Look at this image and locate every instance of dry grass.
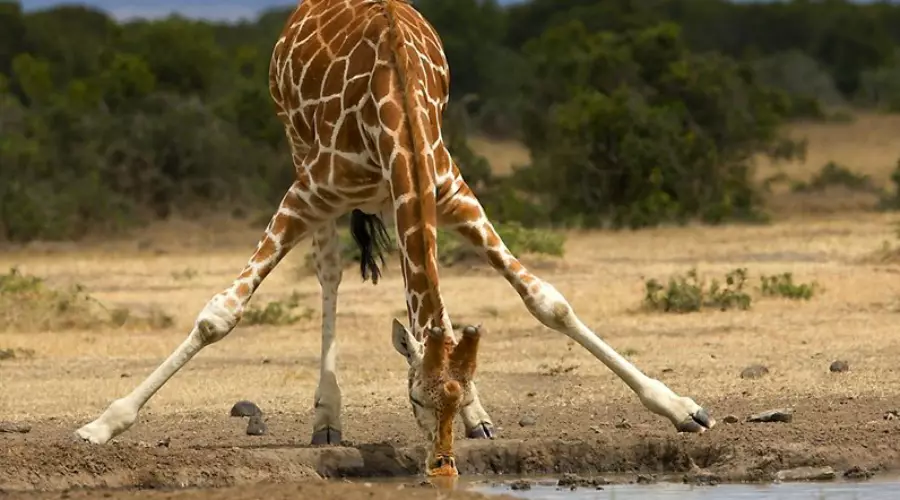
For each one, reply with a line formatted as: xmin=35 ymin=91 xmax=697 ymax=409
xmin=2 ymin=211 xmax=900 ymax=422
xmin=467 ymin=135 xmax=531 ymax=176
xmin=3 ymin=113 xmax=900 ymax=427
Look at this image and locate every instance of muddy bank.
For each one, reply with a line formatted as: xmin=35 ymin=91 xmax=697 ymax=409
xmin=0 ymin=480 xmax=516 ymax=500
xmin=3 ymin=433 xmax=899 ymax=492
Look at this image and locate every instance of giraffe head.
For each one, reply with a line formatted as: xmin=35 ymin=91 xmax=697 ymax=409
xmin=392 ymin=318 xmax=482 ymax=477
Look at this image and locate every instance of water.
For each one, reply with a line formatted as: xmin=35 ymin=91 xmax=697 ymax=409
xmin=471 ymin=479 xmax=900 ymax=500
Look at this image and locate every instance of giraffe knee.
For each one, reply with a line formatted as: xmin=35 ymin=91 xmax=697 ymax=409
xmin=193 ymin=295 xmax=240 ymax=345
xmin=526 ymin=282 xmax=574 ymax=330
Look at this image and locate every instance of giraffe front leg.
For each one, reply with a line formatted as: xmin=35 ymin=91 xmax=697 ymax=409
xmin=437 ymin=174 xmax=715 ymax=434
xmin=75 ymin=179 xmax=338 ymax=445
xmin=310 ymin=221 xmax=343 ymax=446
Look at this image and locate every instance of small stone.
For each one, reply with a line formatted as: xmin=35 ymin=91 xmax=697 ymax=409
xmin=557 ymin=473 xmax=608 ymax=489
xmin=775 ymin=466 xmax=835 ymax=482
xmin=636 ymin=474 xmax=656 ymax=484
xmin=843 ymin=465 xmax=874 ymax=480
xmin=884 ymin=410 xmax=898 ymax=420
xmin=829 ymin=360 xmax=850 ymax=373
xmin=723 ymin=415 xmax=739 ymax=424
xmin=740 ymin=364 xmax=769 ymax=379
xmin=614 ymin=419 xmax=632 ymax=429
xmin=230 ymin=400 xmax=262 ymax=418
xmin=509 ymin=480 xmax=532 ymax=491
xmin=246 ymin=414 xmax=268 ymax=436
xmin=518 ymin=415 xmax=536 ymax=427
xmin=0 ymin=421 xmax=31 ymax=433
xmin=156 ymin=437 xmax=171 ymax=447
xmin=683 ymin=470 xmax=720 ymax=486
xmin=747 ymin=408 xmax=793 ymax=423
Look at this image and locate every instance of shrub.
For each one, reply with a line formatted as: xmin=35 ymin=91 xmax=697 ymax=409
xmin=643 ymin=268 xmax=752 ymax=313
xmin=242 ymin=291 xmax=313 ymax=326
xmin=0 ymin=267 xmax=172 ymax=332
xmin=515 ymin=21 xmax=801 ymax=229
xmin=759 ymin=272 xmax=818 ymax=300
xmin=791 ymin=161 xmax=875 ymax=193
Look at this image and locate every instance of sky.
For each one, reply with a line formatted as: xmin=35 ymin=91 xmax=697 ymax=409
xmin=18 ymin=0 xmax=521 ymax=22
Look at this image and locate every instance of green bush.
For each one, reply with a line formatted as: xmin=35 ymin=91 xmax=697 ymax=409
xmin=759 ymin=272 xmax=818 ymax=300
xmin=642 ymin=268 xmax=752 ymax=313
xmin=515 ymin=21 xmax=800 ymax=230
xmin=791 ymin=161 xmax=875 ymax=193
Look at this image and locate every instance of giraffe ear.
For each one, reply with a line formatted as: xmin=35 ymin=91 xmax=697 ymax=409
xmin=392 ymin=317 xmax=421 ymax=363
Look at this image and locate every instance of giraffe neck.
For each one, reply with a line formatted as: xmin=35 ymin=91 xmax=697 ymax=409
xmin=383 ymin=0 xmax=446 ymax=337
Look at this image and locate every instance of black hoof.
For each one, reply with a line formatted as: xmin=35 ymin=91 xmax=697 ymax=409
xmin=466 ymin=422 xmax=494 ymax=440
xmin=311 ymin=427 xmax=342 ymax=445
xmin=675 ymin=408 xmax=716 ymax=433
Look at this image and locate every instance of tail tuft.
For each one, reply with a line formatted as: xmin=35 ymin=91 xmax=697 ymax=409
xmin=349 ymin=209 xmax=392 ymax=285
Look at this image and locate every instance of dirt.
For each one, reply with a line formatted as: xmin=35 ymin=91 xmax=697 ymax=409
xmin=4 ymin=211 xmax=900 ymax=499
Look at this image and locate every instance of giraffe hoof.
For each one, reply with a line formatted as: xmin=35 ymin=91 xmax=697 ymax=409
xmin=466 ymin=422 xmax=494 ymax=440
xmin=675 ymin=408 xmax=716 ymax=433
xmin=311 ymin=427 xmax=342 ymax=445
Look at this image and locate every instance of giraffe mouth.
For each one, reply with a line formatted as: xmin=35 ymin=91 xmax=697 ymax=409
xmin=426 ymin=455 xmax=458 ymax=477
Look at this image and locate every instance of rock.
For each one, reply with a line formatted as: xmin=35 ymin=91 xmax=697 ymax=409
xmin=747 ymin=408 xmax=793 ymax=423
xmin=246 ymin=414 xmax=268 ymax=436
xmin=557 ymin=473 xmax=608 ymax=489
xmin=614 ymin=419 xmax=632 ymax=429
xmin=156 ymin=437 xmax=171 ymax=448
xmin=775 ymin=466 xmax=835 ymax=482
xmin=509 ymin=480 xmax=532 ymax=491
xmin=230 ymin=400 xmax=262 ymax=418
xmin=636 ymin=474 xmax=656 ymax=484
xmin=740 ymin=364 xmax=769 ymax=379
xmin=683 ymin=470 xmax=720 ymax=486
xmin=829 ymin=360 xmax=850 ymax=373
xmin=883 ymin=410 xmax=898 ymax=420
xmin=723 ymin=415 xmax=739 ymax=424
xmin=843 ymin=466 xmax=874 ymax=480
xmin=518 ymin=415 xmax=536 ymax=427
xmin=0 ymin=421 xmax=31 ymax=434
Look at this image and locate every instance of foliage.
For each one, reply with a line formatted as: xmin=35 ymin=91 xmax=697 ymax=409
xmin=0 ymin=267 xmax=172 ymax=332
xmin=791 ymin=161 xmax=875 ymax=193
xmin=512 ymin=21 xmax=798 ymax=229
xmin=242 ymin=291 xmax=314 ymax=326
xmin=642 ymin=268 xmax=752 ymax=313
xmin=3 ymin=1 xmax=900 ymax=241
xmin=759 ymin=272 xmax=818 ymax=300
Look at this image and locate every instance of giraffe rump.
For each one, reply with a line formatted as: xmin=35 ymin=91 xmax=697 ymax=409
xmin=349 ymin=209 xmax=392 ymax=285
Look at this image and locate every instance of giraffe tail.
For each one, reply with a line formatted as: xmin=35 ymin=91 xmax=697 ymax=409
xmin=349 ymin=209 xmax=392 ymax=285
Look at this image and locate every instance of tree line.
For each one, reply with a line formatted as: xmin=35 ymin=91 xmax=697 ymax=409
xmin=2 ymin=0 xmax=899 ymax=242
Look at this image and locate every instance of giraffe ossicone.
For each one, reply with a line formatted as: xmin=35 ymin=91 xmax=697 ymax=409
xmin=73 ymin=0 xmax=713 ymax=478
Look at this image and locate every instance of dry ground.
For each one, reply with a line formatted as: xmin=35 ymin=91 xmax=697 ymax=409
xmin=3 ymin=114 xmax=900 ymax=498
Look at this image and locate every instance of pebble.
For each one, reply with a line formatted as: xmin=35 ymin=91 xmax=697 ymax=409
xmin=775 ymin=466 xmax=835 ymax=482
xmin=230 ymin=400 xmax=262 ymax=418
xmin=0 ymin=421 xmax=31 ymax=434
xmin=509 ymin=480 xmax=532 ymax=491
xmin=740 ymin=364 xmax=769 ymax=379
xmin=843 ymin=465 xmax=874 ymax=480
xmin=246 ymin=414 xmax=268 ymax=436
xmin=829 ymin=360 xmax=850 ymax=373
xmin=747 ymin=408 xmax=793 ymax=423
xmin=723 ymin=415 xmax=740 ymax=424
xmin=518 ymin=415 xmax=536 ymax=427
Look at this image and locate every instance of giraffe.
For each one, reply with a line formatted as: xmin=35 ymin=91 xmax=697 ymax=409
xmin=73 ymin=0 xmax=715 ymax=477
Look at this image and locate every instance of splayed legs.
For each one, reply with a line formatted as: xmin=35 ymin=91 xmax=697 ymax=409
xmin=74 ymin=179 xmax=341 ymax=444
xmin=436 ymin=173 xmax=715 ymax=433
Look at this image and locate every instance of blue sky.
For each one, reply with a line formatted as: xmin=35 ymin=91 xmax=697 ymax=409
xmin=18 ymin=0 xmax=520 ymax=21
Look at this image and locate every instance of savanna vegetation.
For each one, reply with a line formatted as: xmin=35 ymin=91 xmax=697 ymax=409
xmin=3 ymin=0 xmax=900 ymax=244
